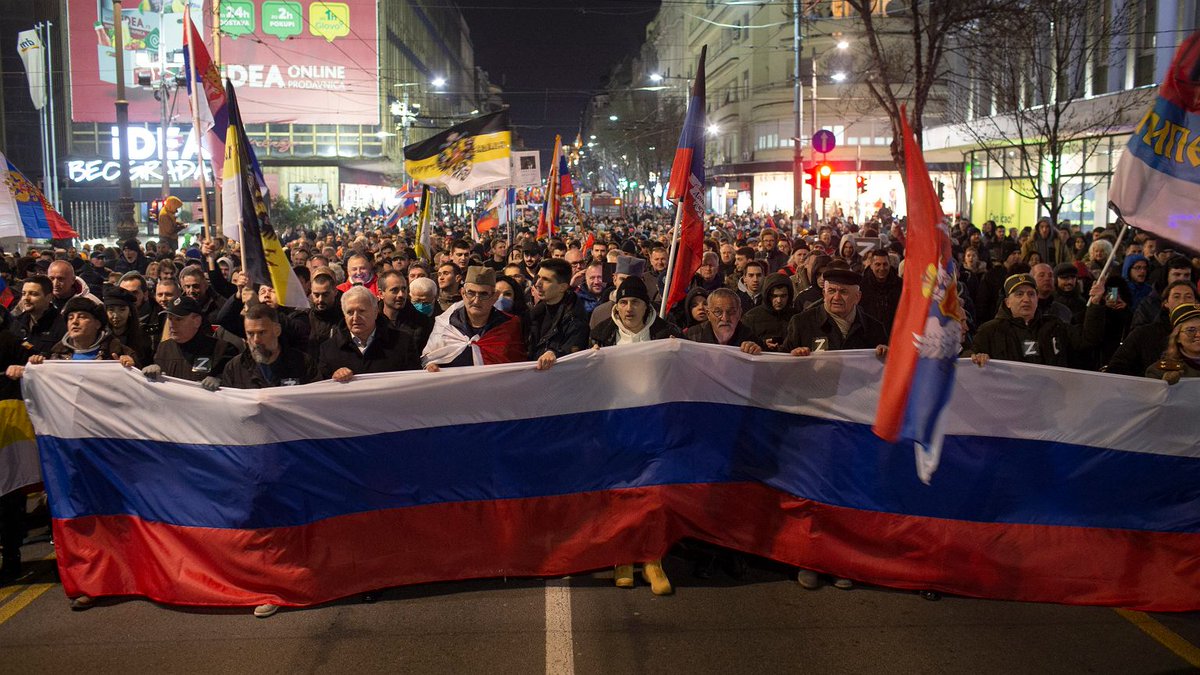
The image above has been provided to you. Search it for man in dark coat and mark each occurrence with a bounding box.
[684,287,763,354]
[318,285,420,381]
[970,273,1106,368]
[223,303,319,388]
[782,268,889,355]
[527,258,589,365]
[859,248,902,328]
[741,272,797,351]
[146,295,239,387]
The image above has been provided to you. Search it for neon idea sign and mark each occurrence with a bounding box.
[68,126,213,186]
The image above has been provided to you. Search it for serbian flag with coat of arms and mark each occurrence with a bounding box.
[1110,31,1200,251]
[662,46,707,314]
[872,106,966,484]
[0,152,78,240]
[182,7,227,182]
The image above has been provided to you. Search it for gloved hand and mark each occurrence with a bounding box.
[142,364,162,381]
[200,376,221,391]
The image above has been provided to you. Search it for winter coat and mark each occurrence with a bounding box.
[221,347,319,389]
[781,304,889,353]
[741,273,797,350]
[527,291,590,359]
[970,303,1105,367]
[317,323,420,379]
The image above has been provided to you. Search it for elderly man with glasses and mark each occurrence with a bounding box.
[422,266,527,370]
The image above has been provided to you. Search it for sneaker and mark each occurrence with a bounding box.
[833,577,854,590]
[70,595,95,611]
[796,569,821,590]
[641,560,673,596]
[254,603,279,618]
[614,564,635,588]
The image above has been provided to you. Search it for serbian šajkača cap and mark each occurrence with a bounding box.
[1170,303,1200,329]
[465,265,496,287]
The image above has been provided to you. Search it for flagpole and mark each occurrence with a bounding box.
[184,8,212,241]
[1100,201,1132,287]
[210,0,224,238]
[658,201,686,318]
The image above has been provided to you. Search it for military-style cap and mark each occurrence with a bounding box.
[1004,273,1036,295]
[465,265,496,287]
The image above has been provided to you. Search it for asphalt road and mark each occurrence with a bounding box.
[1,532,1197,674]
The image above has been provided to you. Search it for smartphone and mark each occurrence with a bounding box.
[1106,287,1119,303]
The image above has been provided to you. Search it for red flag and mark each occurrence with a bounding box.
[662,46,707,315]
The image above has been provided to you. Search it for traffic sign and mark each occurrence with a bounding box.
[812,129,836,154]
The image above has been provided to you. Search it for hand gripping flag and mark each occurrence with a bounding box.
[662,46,708,315]
[0,152,78,240]
[404,111,512,195]
[182,8,227,182]
[873,106,966,484]
[222,81,308,308]
[1110,31,1200,250]
[537,135,564,239]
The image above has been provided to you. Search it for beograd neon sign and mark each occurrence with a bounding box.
[67,126,213,185]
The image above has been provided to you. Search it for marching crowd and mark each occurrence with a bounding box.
[1,205,1199,615]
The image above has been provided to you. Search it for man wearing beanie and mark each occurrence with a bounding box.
[589,276,681,347]
[46,297,137,365]
[969,272,1106,367]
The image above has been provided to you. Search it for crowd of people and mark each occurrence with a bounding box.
[2,204,1198,615]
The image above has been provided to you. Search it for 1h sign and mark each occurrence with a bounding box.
[812,129,836,154]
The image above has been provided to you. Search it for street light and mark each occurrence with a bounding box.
[831,72,847,82]
[609,115,619,121]
[431,77,447,88]
[837,40,850,50]
[707,123,720,136]
[649,73,663,83]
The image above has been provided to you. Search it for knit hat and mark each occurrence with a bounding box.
[823,268,862,286]
[1004,273,1037,295]
[122,239,140,252]
[614,276,650,305]
[62,297,106,325]
[1170,303,1200,329]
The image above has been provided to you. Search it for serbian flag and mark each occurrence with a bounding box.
[182,7,227,181]
[1110,31,1200,250]
[558,149,575,197]
[222,82,308,309]
[873,106,966,484]
[662,46,707,315]
[537,135,564,239]
[0,152,78,240]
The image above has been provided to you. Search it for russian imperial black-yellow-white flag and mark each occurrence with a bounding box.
[404,111,512,195]
[222,80,308,308]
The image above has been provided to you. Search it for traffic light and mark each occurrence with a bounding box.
[856,175,867,194]
[935,179,945,201]
[818,163,832,198]
[803,165,819,189]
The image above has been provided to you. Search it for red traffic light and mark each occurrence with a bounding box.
[818,163,832,198]
[818,163,832,178]
[856,175,867,194]
[803,165,820,186]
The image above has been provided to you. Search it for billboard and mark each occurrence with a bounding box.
[68,1,380,125]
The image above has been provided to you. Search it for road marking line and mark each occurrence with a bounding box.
[1115,608,1200,668]
[0,583,54,626]
[544,578,575,675]
[0,584,23,603]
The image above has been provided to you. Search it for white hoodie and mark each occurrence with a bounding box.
[612,305,657,345]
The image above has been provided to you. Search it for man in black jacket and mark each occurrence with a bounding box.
[318,285,419,382]
[528,258,589,368]
[859,248,902,328]
[970,273,1105,368]
[145,295,239,388]
[222,304,318,388]
[299,271,342,357]
[741,273,796,351]
[684,288,762,354]
[379,270,433,353]
[782,268,889,356]
[9,275,63,357]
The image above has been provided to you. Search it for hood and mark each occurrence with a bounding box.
[761,273,793,312]
[611,304,658,343]
[60,329,112,355]
[838,234,857,257]
[1122,254,1148,283]
[681,287,709,327]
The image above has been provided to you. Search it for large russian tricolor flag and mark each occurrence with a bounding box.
[1110,31,1200,250]
[25,347,1200,611]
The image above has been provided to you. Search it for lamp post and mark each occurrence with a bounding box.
[112,0,137,242]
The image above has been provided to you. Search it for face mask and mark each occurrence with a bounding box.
[494,296,513,312]
[413,301,434,316]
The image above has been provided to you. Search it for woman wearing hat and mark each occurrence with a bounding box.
[1146,303,1200,383]
[588,276,682,595]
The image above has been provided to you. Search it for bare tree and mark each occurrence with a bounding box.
[950,0,1151,226]
[843,0,1015,173]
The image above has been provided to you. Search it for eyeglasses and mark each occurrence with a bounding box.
[463,290,492,300]
[1182,327,1200,337]
[708,308,738,318]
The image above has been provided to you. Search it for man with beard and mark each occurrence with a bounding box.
[684,288,762,354]
[221,304,318,389]
[300,271,342,356]
[379,270,433,353]
[145,295,239,388]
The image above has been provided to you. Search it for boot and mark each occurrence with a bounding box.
[641,560,672,596]
[614,564,635,588]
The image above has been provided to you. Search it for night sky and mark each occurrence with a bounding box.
[460,1,658,156]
